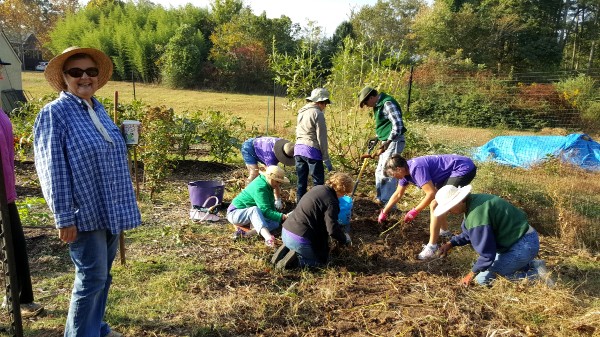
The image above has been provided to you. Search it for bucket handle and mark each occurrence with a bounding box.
[190,196,221,222]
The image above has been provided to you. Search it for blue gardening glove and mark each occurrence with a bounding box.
[324,159,333,172]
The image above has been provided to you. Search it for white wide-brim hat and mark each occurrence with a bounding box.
[45,46,113,92]
[433,185,472,217]
[306,88,332,104]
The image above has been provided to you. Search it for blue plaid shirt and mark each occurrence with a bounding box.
[33,92,141,234]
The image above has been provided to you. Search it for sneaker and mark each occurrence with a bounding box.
[231,227,257,240]
[105,331,124,337]
[417,244,438,260]
[275,250,298,270]
[271,245,290,265]
[531,259,555,288]
[231,227,245,240]
[439,230,453,239]
[20,302,44,318]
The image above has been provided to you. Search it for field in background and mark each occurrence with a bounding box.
[22,71,295,132]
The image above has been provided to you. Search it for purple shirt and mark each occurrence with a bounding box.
[253,137,280,165]
[399,154,475,189]
[0,109,16,203]
[294,144,322,160]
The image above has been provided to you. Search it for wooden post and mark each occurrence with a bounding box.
[114,91,126,265]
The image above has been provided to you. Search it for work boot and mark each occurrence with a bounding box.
[271,245,290,265]
[275,250,298,270]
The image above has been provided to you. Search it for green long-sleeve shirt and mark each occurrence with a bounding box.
[231,174,283,222]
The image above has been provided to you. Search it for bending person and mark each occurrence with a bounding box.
[227,165,289,247]
[273,172,353,269]
[380,154,476,260]
[240,136,294,209]
[435,185,552,287]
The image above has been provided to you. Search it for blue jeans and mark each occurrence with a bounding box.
[375,138,405,203]
[295,155,325,203]
[227,206,280,233]
[65,230,119,337]
[281,229,324,268]
[474,230,540,285]
[241,138,258,165]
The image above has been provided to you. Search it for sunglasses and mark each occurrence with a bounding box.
[63,67,99,78]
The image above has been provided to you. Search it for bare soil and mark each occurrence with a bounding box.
[2,160,599,337]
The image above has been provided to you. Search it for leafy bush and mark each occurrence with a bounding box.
[195,109,246,163]
[140,106,176,198]
[555,75,600,131]
[10,94,56,160]
[173,116,202,160]
[160,24,207,89]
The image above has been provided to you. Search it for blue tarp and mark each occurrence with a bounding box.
[472,133,600,171]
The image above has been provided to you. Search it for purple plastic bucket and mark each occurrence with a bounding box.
[188,180,224,208]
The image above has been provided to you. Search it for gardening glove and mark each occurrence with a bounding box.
[360,153,373,159]
[344,233,352,245]
[274,198,283,210]
[438,242,453,257]
[460,271,475,287]
[377,210,388,223]
[324,159,333,172]
[404,208,419,223]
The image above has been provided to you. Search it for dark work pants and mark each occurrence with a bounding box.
[2,203,34,304]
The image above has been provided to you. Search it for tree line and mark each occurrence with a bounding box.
[0,0,599,93]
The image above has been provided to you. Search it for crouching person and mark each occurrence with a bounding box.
[273,172,353,269]
[434,185,552,287]
[227,166,289,247]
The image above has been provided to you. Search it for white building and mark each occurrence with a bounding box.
[0,29,25,113]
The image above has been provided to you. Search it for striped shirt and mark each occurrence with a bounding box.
[33,91,141,234]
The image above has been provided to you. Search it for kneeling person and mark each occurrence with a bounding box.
[275,172,353,269]
[227,166,289,247]
[435,185,551,286]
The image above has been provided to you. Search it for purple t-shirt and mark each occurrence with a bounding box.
[294,144,323,160]
[253,137,280,165]
[399,154,475,189]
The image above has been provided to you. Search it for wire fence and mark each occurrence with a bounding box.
[407,68,600,251]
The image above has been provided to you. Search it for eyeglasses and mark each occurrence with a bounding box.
[63,67,99,78]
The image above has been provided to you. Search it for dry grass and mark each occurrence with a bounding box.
[3,160,598,337]
[22,71,297,130]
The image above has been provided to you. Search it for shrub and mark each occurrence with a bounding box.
[139,106,176,198]
[9,94,56,160]
[196,109,246,163]
[554,75,600,132]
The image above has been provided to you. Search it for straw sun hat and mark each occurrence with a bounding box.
[44,46,113,92]
[433,185,472,217]
[261,166,290,183]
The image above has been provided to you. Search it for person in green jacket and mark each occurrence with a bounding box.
[358,86,407,205]
[226,166,289,247]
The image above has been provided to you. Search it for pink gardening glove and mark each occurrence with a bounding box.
[404,208,420,223]
[377,210,388,223]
